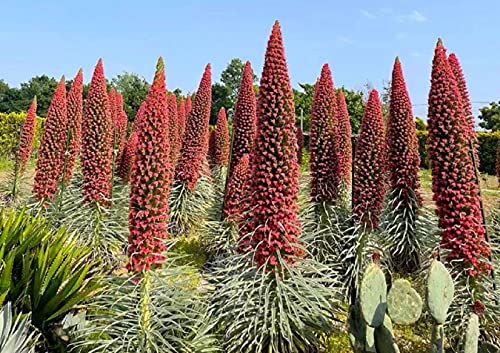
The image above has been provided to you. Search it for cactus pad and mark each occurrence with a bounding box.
[360,263,387,327]
[464,313,479,353]
[366,326,376,352]
[348,303,367,353]
[387,279,423,325]
[431,324,445,353]
[427,260,454,324]
[375,314,400,353]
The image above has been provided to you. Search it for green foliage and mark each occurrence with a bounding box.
[0,76,57,117]
[0,302,37,353]
[360,263,387,328]
[0,208,101,351]
[210,58,258,124]
[415,117,426,131]
[293,83,315,131]
[478,101,500,131]
[111,72,150,122]
[341,88,365,135]
[416,131,429,168]
[0,111,44,159]
[476,131,500,175]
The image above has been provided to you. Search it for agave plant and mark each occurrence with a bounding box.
[0,208,101,351]
[73,258,219,353]
[0,302,37,353]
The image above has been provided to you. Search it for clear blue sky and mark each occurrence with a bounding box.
[1,0,499,122]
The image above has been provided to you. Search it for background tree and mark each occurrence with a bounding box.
[210,58,257,124]
[478,101,500,131]
[293,83,315,131]
[341,88,365,134]
[112,72,150,122]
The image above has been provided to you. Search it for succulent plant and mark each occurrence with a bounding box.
[387,279,422,325]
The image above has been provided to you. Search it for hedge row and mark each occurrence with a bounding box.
[0,111,45,159]
[416,130,500,175]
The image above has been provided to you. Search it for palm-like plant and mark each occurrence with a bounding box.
[0,208,101,351]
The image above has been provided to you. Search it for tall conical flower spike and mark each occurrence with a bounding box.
[33,76,68,202]
[352,89,386,229]
[127,57,171,272]
[228,61,257,177]
[62,69,83,185]
[427,40,490,276]
[175,64,212,189]
[81,58,113,206]
[247,21,302,268]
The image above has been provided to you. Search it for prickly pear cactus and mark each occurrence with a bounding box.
[348,303,367,353]
[387,279,422,325]
[366,326,376,352]
[360,263,387,328]
[374,314,400,353]
[431,324,445,353]
[464,313,479,353]
[427,260,454,324]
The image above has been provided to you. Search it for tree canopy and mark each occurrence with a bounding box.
[478,101,500,131]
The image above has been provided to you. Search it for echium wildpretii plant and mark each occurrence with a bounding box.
[448,53,480,169]
[167,93,180,167]
[381,57,430,274]
[352,89,386,230]
[427,39,490,277]
[32,76,68,203]
[61,69,83,186]
[81,58,113,207]
[427,39,497,345]
[208,107,230,189]
[11,97,37,198]
[228,61,257,179]
[177,97,186,143]
[309,63,339,205]
[169,64,214,236]
[117,103,144,183]
[127,57,171,272]
[209,21,340,353]
[335,89,352,207]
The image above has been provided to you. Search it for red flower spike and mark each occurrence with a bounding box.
[185,95,192,116]
[127,57,172,272]
[62,69,83,185]
[81,59,113,206]
[427,40,490,276]
[335,90,352,186]
[209,107,230,168]
[177,98,186,143]
[223,154,250,223]
[115,93,128,161]
[108,88,117,129]
[309,64,339,202]
[228,61,257,177]
[352,89,386,229]
[15,97,37,177]
[247,21,302,268]
[167,93,180,166]
[33,76,68,202]
[117,131,138,183]
[448,53,479,169]
[386,57,421,206]
[175,64,212,189]
[296,127,303,165]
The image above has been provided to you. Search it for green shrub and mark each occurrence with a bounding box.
[416,130,429,169]
[477,131,500,175]
[0,111,44,159]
